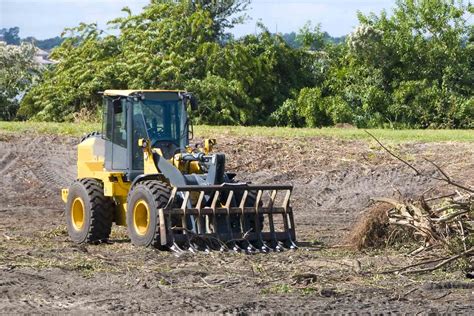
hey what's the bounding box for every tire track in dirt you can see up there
[0,135,77,208]
[0,137,38,178]
[0,150,16,174]
[307,166,435,211]
[21,136,76,191]
[286,165,437,244]
[0,142,20,177]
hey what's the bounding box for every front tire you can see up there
[126,180,171,247]
[65,179,114,243]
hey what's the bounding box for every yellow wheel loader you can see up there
[62,90,296,252]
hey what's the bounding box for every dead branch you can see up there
[458,221,467,252]
[365,130,473,194]
[403,247,474,274]
[365,131,421,176]
[432,204,464,214]
[382,247,474,275]
[423,157,474,193]
[432,209,470,223]
[425,193,456,202]
[430,291,452,300]
[381,256,446,274]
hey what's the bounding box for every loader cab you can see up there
[102,90,194,180]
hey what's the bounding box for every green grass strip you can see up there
[0,121,472,142]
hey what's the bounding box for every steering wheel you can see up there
[151,138,178,148]
[147,126,164,139]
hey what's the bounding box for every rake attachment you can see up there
[158,184,297,253]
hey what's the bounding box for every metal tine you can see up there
[224,190,235,250]
[254,190,270,253]
[180,191,191,250]
[182,191,199,252]
[246,243,258,254]
[267,189,278,251]
[210,191,221,250]
[276,241,285,252]
[285,239,298,250]
[202,235,213,253]
[282,223,297,249]
[195,191,205,235]
[288,210,297,245]
[187,229,199,252]
[238,190,257,253]
[232,243,243,253]
[191,191,206,252]
[238,189,248,232]
[282,189,297,250]
[159,208,167,247]
[188,243,198,253]
[170,241,185,253]
[226,190,243,253]
[165,188,178,249]
[185,191,202,252]
[169,192,187,252]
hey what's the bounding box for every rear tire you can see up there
[126,180,171,247]
[66,178,114,243]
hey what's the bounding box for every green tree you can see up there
[271,24,351,127]
[346,0,473,127]
[17,0,474,128]
[190,0,250,40]
[0,27,21,45]
[296,22,325,51]
[0,42,40,120]
[20,1,216,121]
[193,25,320,125]
[20,2,318,125]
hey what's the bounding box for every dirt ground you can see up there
[1,131,473,314]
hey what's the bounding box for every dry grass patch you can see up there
[346,202,408,250]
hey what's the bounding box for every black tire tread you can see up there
[77,178,113,242]
[127,180,171,247]
[80,131,101,143]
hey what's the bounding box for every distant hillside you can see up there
[22,36,65,51]
[281,31,346,48]
[2,26,347,52]
[1,27,64,51]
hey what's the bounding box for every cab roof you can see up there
[103,89,182,97]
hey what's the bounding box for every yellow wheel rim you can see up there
[71,197,85,231]
[133,200,150,236]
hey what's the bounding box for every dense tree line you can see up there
[3,0,473,128]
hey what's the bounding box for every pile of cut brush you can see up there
[373,191,473,274]
[349,132,473,275]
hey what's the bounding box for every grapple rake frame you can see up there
[158,184,297,252]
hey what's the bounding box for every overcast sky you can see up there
[0,0,396,39]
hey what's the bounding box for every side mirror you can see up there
[113,99,122,114]
[189,95,198,111]
[182,93,198,111]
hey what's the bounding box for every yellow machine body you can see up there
[62,89,296,251]
[61,118,214,226]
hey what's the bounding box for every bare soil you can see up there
[1,131,473,314]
